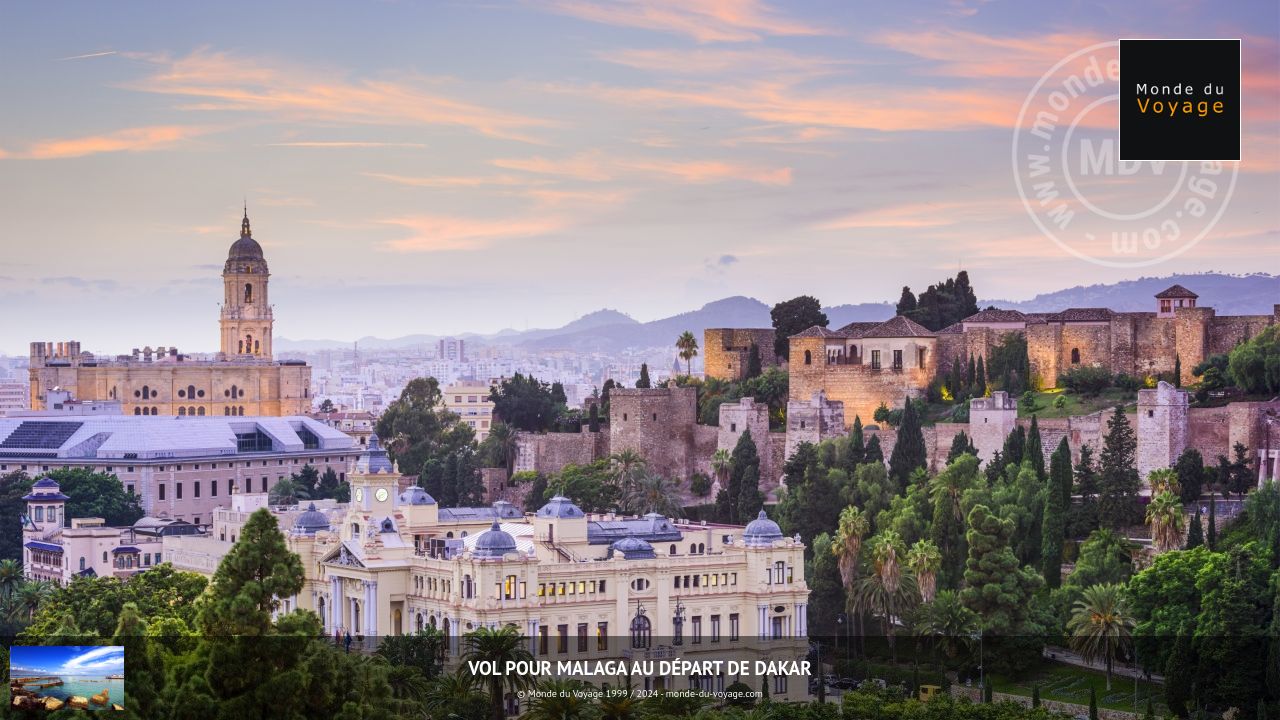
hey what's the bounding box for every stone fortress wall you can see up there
[703,328,778,382]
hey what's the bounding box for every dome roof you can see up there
[292,503,330,534]
[354,434,395,474]
[743,510,783,547]
[610,536,656,560]
[537,496,584,519]
[228,211,264,260]
[398,487,436,506]
[473,520,518,559]
[33,477,60,489]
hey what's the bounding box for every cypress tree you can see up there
[865,434,884,464]
[1032,684,1041,708]
[889,398,927,491]
[983,676,993,703]
[951,356,964,398]
[1174,356,1182,388]
[746,343,763,379]
[1088,688,1098,720]
[985,450,1005,485]
[1025,415,1045,480]
[728,429,760,523]
[1003,426,1026,471]
[1207,495,1217,549]
[738,465,763,521]
[847,416,866,469]
[947,431,977,464]
[636,363,651,389]
[1041,437,1071,588]
[1097,406,1140,530]
[967,354,976,390]
[975,356,987,396]
[1186,509,1203,549]
[588,403,600,432]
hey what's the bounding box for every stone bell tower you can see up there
[220,206,274,358]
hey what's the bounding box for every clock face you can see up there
[375,488,389,502]
[355,488,364,502]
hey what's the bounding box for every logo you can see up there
[1119,39,1241,161]
[1012,41,1238,268]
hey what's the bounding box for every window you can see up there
[211,481,217,497]
[730,423,736,432]
[577,623,588,653]
[597,622,608,651]
[711,615,721,642]
[557,625,568,654]
[803,350,812,365]
[176,483,183,500]
[159,484,166,501]
[870,350,881,369]
[1071,347,1081,364]
[729,614,740,641]
[692,616,702,644]
[539,626,549,655]
[892,349,903,369]
[773,676,787,695]
[630,613,651,649]
[33,507,43,522]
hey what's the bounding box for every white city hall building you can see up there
[163,435,812,703]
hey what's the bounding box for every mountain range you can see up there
[275,273,1278,354]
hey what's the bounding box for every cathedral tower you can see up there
[220,207,274,358]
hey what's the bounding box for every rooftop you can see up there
[1155,284,1199,299]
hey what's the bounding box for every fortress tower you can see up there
[220,207,275,358]
[1137,380,1189,489]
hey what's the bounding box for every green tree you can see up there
[896,286,918,315]
[960,504,1043,670]
[1185,508,1203,548]
[1174,447,1204,504]
[49,467,145,527]
[1025,416,1045,479]
[770,295,828,359]
[676,331,699,376]
[833,505,869,590]
[1228,324,1280,394]
[487,373,565,433]
[865,434,884,464]
[888,397,927,491]
[1145,491,1185,553]
[988,333,1032,395]
[746,343,763,379]
[906,539,941,603]
[588,403,600,432]
[461,625,535,720]
[898,272,979,331]
[1067,529,1134,588]
[930,454,982,590]
[1097,406,1140,530]
[1206,494,1217,550]
[1041,438,1071,588]
[317,398,336,413]
[636,363,652,389]
[378,377,476,474]
[1067,584,1133,690]
[269,477,308,505]
[947,431,977,464]
[727,429,760,524]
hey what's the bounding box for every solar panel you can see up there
[0,421,84,450]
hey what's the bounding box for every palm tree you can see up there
[9,580,54,622]
[424,672,486,717]
[906,539,942,603]
[598,693,638,720]
[912,590,978,661]
[832,506,868,588]
[1067,583,1134,691]
[609,450,647,493]
[624,473,684,517]
[676,331,699,376]
[461,625,535,720]
[486,421,519,475]
[0,559,22,599]
[851,530,919,659]
[1146,468,1181,497]
[1145,490,1186,553]
[711,449,732,493]
[870,530,905,594]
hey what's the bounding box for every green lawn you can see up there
[992,661,1164,714]
[1018,388,1136,419]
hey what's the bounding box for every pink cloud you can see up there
[124,49,552,143]
[541,0,835,43]
[492,150,792,185]
[380,214,570,252]
[15,125,207,159]
[362,172,550,188]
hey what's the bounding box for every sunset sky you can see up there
[1,0,1277,354]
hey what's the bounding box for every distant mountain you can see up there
[984,273,1279,315]
[275,273,1278,353]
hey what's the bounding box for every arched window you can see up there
[244,283,253,303]
[134,407,142,416]
[803,350,812,365]
[102,551,108,563]
[178,407,186,416]
[630,613,652,649]
[197,407,205,416]
[187,385,196,400]
[189,406,196,416]
[698,543,705,554]
[670,544,677,556]
[79,557,85,571]
[1071,348,1081,364]
[142,385,151,399]
[254,339,260,354]
[245,334,254,354]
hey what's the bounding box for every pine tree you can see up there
[1041,438,1071,588]
[1185,509,1203,548]
[746,343,763,379]
[636,363,651,389]
[961,505,1042,637]
[889,399,927,491]
[897,286,918,314]
[865,434,884,464]
[1097,406,1140,530]
[1025,415,1045,480]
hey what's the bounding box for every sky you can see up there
[0,0,1277,355]
[9,645,125,676]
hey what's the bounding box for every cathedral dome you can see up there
[226,209,267,268]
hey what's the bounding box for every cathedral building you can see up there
[27,209,312,416]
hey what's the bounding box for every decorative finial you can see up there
[240,201,251,238]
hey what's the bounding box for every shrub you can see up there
[1058,366,1113,396]
[1053,395,1067,410]
[1113,373,1142,392]
[690,473,712,497]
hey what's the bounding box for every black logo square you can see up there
[1119,39,1240,161]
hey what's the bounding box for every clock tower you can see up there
[220,206,274,358]
[345,434,400,539]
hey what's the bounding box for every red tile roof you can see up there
[862,315,936,338]
[1155,284,1199,299]
[962,308,1028,324]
